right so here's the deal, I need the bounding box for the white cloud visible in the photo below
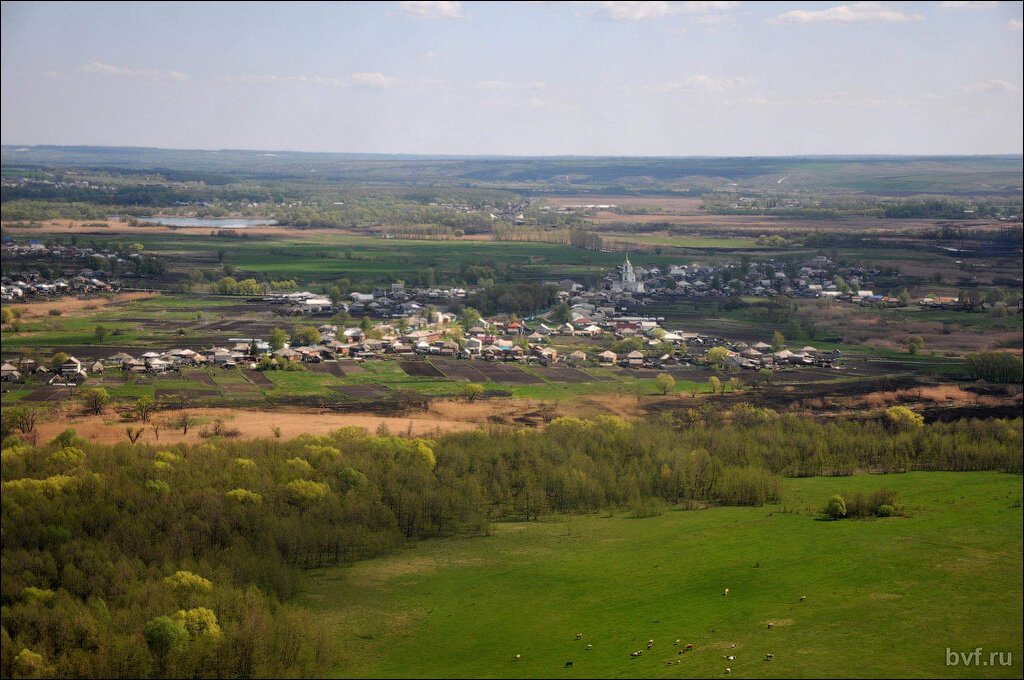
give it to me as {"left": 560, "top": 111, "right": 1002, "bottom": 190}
{"left": 938, "top": 1, "right": 1000, "bottom": 9}
{"left": 82, "top": 62, "right": 190, "bottom": 81}
{"left": 397, "top": 1, "right": 463, "bottom": 19}
{"left": 1007, "top": 18, "right": 1023, "bottom": 31}
{"left": 346, "top": 72, "right": 399, "bottom": 89}
{"left": 767, "top": 2, "right": 923, "bottom": 25}
{"left": 582, "top": 1, "right": 735, "bottom": 21}
{"left": 419, "top": 49, "right": 437, "bottom": 59}
{"left": 224, "top": 72, "right": 398, "bottom": 89}
{"left": 648, "top": 74, "right": 750, "bottom": 92}
{"left": 963, "top": 79, "right": 1021, "bottom": 94}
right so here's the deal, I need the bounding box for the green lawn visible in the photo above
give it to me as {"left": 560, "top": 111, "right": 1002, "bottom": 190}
{"left": 297, "top": 471, "right": 1023, "bottom": 679}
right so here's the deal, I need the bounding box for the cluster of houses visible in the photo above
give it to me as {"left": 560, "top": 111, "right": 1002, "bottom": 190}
{"left": 1, "top": 355, "right": 103, "bottom": 385}
{"left": 1, "top": 237, "right": 134, "bottom": 301}
{"left": 268, "top": 282, "right": 469, "bottom": 317}
{"left": 1, "top": 271, "right": 119, "bottom": 301}
{"left": 592, "top": 254, "right": 892, "bottom": 307}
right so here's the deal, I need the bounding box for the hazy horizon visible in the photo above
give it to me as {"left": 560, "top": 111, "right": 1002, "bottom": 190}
{"left": 3, "top": 1, "right": 1023, "bottom": 156}
{"left": 4, "top": 143, "right": 1024, "bottom": 160}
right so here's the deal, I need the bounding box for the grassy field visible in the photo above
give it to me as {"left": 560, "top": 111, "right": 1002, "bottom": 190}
{"left": 297, "top": 471, "right": 1023, "bottom": 679}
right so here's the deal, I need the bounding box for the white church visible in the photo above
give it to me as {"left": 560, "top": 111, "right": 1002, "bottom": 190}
{"left": 614, "top": 254, "right": 645, "bottom": 294}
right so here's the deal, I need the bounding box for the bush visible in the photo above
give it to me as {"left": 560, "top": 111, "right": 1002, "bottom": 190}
{"left": 876, "top": 504, "right": 895, "bottom": 517}
{"left": 715, "top": 465, "right": 782, "bottom": 506}
{"left": 883, "top": 406, "right": 924, "bottom": 432}
{"left": 824, "top": 494, "right": 847, "bottom": 519}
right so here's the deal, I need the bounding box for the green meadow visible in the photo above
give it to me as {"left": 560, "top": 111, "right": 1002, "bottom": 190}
{"left": 299, "top": 471, "right": 1023, "bottom": 679}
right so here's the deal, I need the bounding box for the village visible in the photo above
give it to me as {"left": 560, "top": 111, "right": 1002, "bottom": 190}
{"left": 1, "top": 254, "right": 853, "bottom": 390}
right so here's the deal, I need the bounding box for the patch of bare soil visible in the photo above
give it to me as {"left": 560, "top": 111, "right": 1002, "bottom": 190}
{"left": 13, "top": 292, "right": 157, "bottom": 318}
{"left": 31, "top": 407, "right": 481, "bottom": 445}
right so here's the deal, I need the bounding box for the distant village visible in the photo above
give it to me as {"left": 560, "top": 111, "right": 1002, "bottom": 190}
{"left": 1, "top": 254, "right": 867, "bottom": 388}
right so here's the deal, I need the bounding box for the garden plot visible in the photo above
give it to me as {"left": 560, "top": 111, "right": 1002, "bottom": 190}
{"left": 532, "top": 366, "right": 598, "bottom": 383}
{"left": 24, "top": 387, "right": 71, "bottom": 402}
{"left": 328, "top": 384, "right": 393, "bottom": 399}
{"left": 181, "top": 370, "right": 217, "bottom": 386}
{"left": 399, "top": 360, "right": 446, "bottom": 378}
{"left": 242, "top": 369, "right": 274, "bottom": 387}
{"left": 475, "top": 363, "right": 545, "bottom": 385}
{"left": 211, "top": 373, "right": 262, "bottom": 398}
{"left": 154, "top": 388, "right": 222, "bottom": 401}
{"left": 432, "top": 359, "right": 490, "bottom": 382}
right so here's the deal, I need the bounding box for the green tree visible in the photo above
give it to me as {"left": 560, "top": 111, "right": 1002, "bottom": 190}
{"left": 134, "top": 396, "right": 157, "bottom": 423}
{"left": 50, "top": 352, "right": 69, "bottom": 371}
{"left": 771, "top": 331, "right": 786, "bottom": 352}
{"left": 463, "top": 382, "right": 485, "bottom": 402}
{"left": 144, "top": 616, "right": 189, "bottom": 664}
{"left": 654, "top": 372, "right": 675, "bottom": 395}
{"left": 80, "top": 387, "right": 109, "bottom": 415}
{"left": 269, "top": 328, "right": 288, "bottom": 351}
{"left": 706, "top": 346, "right": 730, "bottom": 369}
{"left": 708, "top": 376, "right": 721, "bottom": 394}
{"left": 1, "top": 307, "right": 13, "bottom": 324}
{"left": 550, "top": 302, "right": 571, "bottom": 324}
{"left": 290, "top": 326, "right": 322, "bottom": 347}
{"left": 460, "top": 307, "right": 482, "bottom": 329}
{"left": 94, "top": 324, "right": 110, "bottom": 342}
{"left": 905, "top": 335, "right": 925, "bottom": 355}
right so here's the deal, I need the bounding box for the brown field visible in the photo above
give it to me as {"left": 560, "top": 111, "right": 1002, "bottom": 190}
{"left": 10, "top": 291, "right": 157, "bottom": 318}
{"left": 26, "top": 391, "right": 668, "bottom": 445}
{"left": 31, "top": 405, "right": 480, "bottom": 445}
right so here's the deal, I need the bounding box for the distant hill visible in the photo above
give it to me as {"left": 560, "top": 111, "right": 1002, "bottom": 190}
{"left": 2, "top": 145, "right": 1021, "bottom": 195}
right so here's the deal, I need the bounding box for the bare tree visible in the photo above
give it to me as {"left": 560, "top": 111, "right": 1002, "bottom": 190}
{"left": 175, "top": 413, "right": 197, "bottom": 435}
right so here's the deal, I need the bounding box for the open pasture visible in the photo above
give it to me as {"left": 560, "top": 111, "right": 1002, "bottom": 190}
{"left": 300, "top": 471, "right": 1023, "bottom": 679}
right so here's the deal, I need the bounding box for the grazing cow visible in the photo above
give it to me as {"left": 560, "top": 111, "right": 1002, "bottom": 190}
{"left": 726, "top": 655, "right": 736, "bottom": 661}
{"left": 565, "top": 661, "right": 573, "bottom": 668}
{"left": 725, "top": 668, "right": 732, "bottom": 674}
{"left": 765, "top": 653, "right": 775, "bottom": 661}
{"left": 767, "top": 623, "right": 773, "bottom": 629}
{"left": 576, "top": 633, "right": 583, "bottom": 640}
{"left": 674, "top": 639, "right": 681, "bottom": 646}
{"left": 586, "top": 644, "right": 592, "bottom": 651}
{"left": 513, "top": 654, "right": 521, "bottom": 661}
{"left": 631, "top": 651, "right": 642, "bottom": 658}
{"left": 723, "top": 588, "right": 730, "bottom": 596}
{"left": 685, "top": 644, "right": 694, "bottom": 651}
{"left": 799, "top": 595, "right": 806, "bottom": 601}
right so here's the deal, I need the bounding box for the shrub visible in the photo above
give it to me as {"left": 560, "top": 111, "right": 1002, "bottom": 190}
{"left": 876, "top": 504, "right": 895, "bottom": 517}
{"left": 883, "top": 406, "right": 924, "bottom": 432}
{"left": 868, "top": 487, "right": 900, "bottom": 515}
{"left": 824, "top": 494, "right": 847, "bottom": 519}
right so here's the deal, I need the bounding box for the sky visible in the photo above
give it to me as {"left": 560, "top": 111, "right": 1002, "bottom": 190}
{"left": 1, "top": 1, "right": 1022, "bottom": 156}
